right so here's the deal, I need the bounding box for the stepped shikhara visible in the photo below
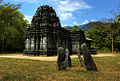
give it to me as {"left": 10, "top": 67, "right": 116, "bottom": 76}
{"left": 24, "top": 5, "right": 91, "bottom": 56}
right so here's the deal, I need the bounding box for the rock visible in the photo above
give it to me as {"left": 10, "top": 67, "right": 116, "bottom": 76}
{"left": 65, "top": 48, "right": 72, "bottom": 67}
{"left": 57, "top": 47, "right": 66, "bottom": 70}
{"left": 81, "top": 43, "right": 98, "bottom": 71}
{"left": 76, "top": 48, "right": 85, "bottom": 67}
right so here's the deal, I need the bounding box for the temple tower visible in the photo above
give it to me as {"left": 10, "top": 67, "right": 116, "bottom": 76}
{"left": 24, "top": 5, "right": 71, "bottom": 56}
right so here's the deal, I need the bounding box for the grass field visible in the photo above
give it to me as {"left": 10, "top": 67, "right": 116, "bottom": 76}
{"left": 0, "top": 54, "right": 119, "bottom": 81}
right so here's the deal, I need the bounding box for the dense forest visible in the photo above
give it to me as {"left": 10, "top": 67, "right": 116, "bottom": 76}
{"left": 67, "top": 19, "right": 120, "bottom": 53}
{"left": 85, "top": 21, "right": 120, "bottom": 52}
{"left": 0, "top": 0, "right": 29, "bottom": 53}
{"left": 0, "top": 0, "right": 120, "bottom": 53}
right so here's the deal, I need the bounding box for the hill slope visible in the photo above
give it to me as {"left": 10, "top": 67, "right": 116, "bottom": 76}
{"left": 63, "top": 22, "right": 103, "bottom": 31}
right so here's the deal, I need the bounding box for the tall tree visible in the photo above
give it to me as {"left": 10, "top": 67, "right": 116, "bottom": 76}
{"left": 0, "top": 0, "right": 29, "bottom": 53}
{"left": 85, "top": 22, "right": 110, "bottom": 50}
{"left": 104, "top": 13, "right": 120, "bottom": 53}
{"left": 85, "top": 20, "right": 120, "bottom": 52}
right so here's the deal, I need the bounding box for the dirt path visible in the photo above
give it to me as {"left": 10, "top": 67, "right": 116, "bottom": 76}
{"left": 0, "top": 54, "right": 115, "bottom": 61}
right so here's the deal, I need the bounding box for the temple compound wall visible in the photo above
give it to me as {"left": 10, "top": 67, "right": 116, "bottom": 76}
{"left": 24, "top": 5, "right": 87, "bottom": 56}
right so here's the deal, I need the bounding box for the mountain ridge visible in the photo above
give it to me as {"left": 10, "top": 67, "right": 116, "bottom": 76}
{"left": 63, "top": 22, "right": 103, "bottom": 31}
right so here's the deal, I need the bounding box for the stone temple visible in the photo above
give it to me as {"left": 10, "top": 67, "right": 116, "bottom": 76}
{"left": 24, "top": 5, "right": 95, "bottom": 56}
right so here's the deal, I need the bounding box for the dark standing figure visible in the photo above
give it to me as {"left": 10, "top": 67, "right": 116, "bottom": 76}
{"left": 65, "top": 48, "right": 72, "bottom": 67}
{"left": 76, "top": 48, "right": 85, "bottom": 67}
{"left": 81, "top": 43, "right": 98, "bottom": 71}
{"left": 57, "top": 47, "right": 66, "bottom": 70}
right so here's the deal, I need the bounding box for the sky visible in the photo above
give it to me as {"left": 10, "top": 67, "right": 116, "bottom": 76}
{"left": 4, "top": 0, "right": 120, "bottom": 26}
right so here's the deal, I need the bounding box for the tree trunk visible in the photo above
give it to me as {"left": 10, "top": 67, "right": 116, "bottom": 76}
{"left": 112, "top": 32, "right": 114, "bottom": 54}
{"left": 2, "top": 40, "right": 4, "bottom": 53}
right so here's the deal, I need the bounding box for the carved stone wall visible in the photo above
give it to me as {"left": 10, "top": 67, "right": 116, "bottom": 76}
{"left": 24, "top": 5, "right": 86, "bottom": 56}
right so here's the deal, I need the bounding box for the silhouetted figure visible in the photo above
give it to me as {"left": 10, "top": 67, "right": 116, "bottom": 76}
{"left": 57, "top": 47, "right": 66, "bottom": 70}
{"left": 81, "top": 43, "right": 98, "bottom": 71}
{"left": 65, "top": 48, "right": 72, "bottom": 67}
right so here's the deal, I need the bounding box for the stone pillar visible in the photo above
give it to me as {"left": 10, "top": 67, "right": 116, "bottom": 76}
{"left": 76, "top": 48, "right": 85, "bottom": 67}
{"left": 65, "top": 48, "right": 72, "bottom": 67}
{"left": 81, "top": 43, "right": 98, "bottom": 71}
{"left": 57, "top": 47, "right": 66, "bottom": 70}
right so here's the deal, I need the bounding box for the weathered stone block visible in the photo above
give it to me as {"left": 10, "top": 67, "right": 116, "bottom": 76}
{"left": 57, "top": 47, "right": 66, "bottom": 70}
{"left": 65, "top": 48, "right": 72, "bottom": 67}
{"left": 81, "top": 43, "right": 98, "bottom": 71}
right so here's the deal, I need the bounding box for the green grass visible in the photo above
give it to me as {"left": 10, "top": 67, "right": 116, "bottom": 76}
{"left": 0, "top": 55, "right": 119, "bottom": 81}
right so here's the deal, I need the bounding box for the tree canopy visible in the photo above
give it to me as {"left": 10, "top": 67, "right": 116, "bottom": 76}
{"left": 0, "top": 0, "right": 29, "bottom": 53}
{"left": 85, "top": 20, "right": 120, "bottom": 52}
{"left": 72, "top": 25, "right": 79, "bottom": 30}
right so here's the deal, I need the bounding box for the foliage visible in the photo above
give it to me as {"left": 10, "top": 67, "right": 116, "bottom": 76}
{"left": 0, "top": 1, "right": 29, "bottom": 52}
{"left": 85, "top": 21, "right": 120, "bottom": 51}
{"left": 0, "top": 55, "right": 119, "bottom": 81}
{"left": 64, "top": 22, "right": 97, "bottom": 31}
{"left": 79, "top": 22, "right": 95, "bottom": 31}
{"left": 72, "top": 25, "right": 79, "bottom": 30}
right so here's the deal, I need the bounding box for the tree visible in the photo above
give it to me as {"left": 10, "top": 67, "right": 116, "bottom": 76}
{"left": 85, "top": 22, "right": 110, "bottom": 50}
{"left": 0, "top": 1, "right": 29, "bottom": 53}
{"left": 103, "top": 14, "right": 120, "bottom": 53}
{"left": 72, "top": 25, "right": 79, "bottom": 30}
{"left": 85, "top": 20, "right": 120, "bottom": 52}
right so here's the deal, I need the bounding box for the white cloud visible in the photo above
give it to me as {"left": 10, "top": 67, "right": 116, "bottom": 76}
{"left": 60, "top": 12, "right": 75, "bottom": 21}
{"left": 82, "top": 19, "right": 95, "bottom": 25}
{"left": 63, "top": 24, "right": 68, "bottom": 27}
{"left": 90, "top": 19, "right": 94, "bottom": 22}
{"left": 54, "top": 0, "right": 58, "bottom": 2}
{"left": 82, "top": 20, "right": 89, "bottom": 25}
{"left": 60, "top": 0, "right": 69, "bottom": 5}
{"left": 24, "top": 15, "right": 32, "bottom": 24}
{"left": 58, "top": 0, "right": 91, "bottom": 12}
{"left": 14, "top": 0, "right": 41, "bottom": 4}
{"left": 54, "top": 0, "right": 91, "bottom": 22}
{"left": 73, "top": 21, "right": 78, "bottom": 25}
